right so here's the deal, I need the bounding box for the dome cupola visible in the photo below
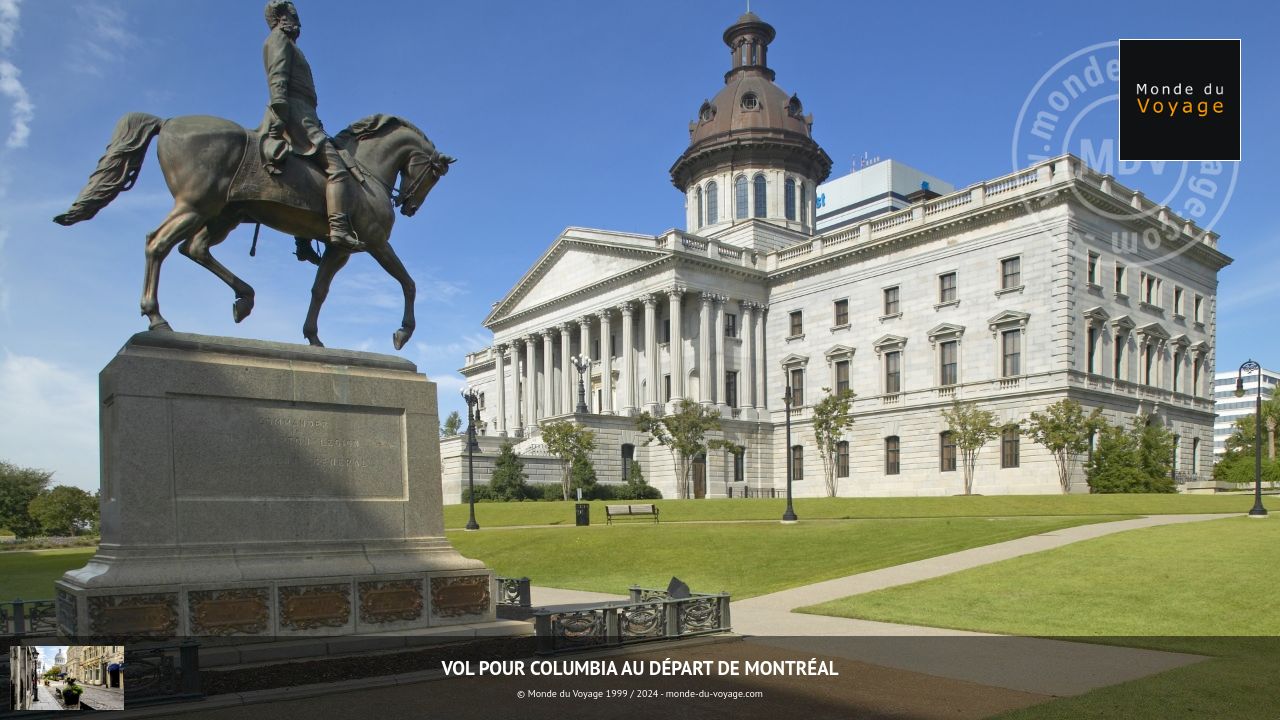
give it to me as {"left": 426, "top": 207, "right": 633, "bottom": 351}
{"left": 671, "top": 13, "right": 832, "bottom": 238}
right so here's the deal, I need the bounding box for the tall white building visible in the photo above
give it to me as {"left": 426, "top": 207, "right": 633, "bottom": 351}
{"left": 1213, "top": 366, "right": 1280, "bottom": 460}
{"left": 442, "top": 12, "right": 1230, "bottom": 501}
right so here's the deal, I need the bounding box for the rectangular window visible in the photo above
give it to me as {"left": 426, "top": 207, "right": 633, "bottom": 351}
{"left": 1001, "top": 257, "right": 1021, "bottom": 289}
{"left": 940, "top": 432, "right": 957, "bottom": 472}
{"left": 1144, "top": 344, "right": 1154, "bottom": 385}
{"left": 940, "top": 340, "right": 958, "bottom": 386}
{"left": 1173, "top": 287, "right": 1184, "bottom": 315}
{"left": 1193, "top": 294, "right": 1203, "bottom": 323}
{"left": 664, "top": 374, "right": 671, "bottom": 402}
{"left": 789, "top": 368, "right": 805, "bottom": 407}
{"left": 663, "top": 318, "right": 671, "bottom": 343}
{"left": 1193, "top": 355, "right": 1203, "bottom": 394}
{"left": 1143, "top": 273, "right": 1158, "bottom": 305}
{"left": 833, "top": 298, "right": 849, "bottom": 326}
{"left": 1002, "top": 330, "right": 1021, "bottom": 377}
{"left": 1172, "top": 352, "right": 1182, "bottom": 392}
{"left": 837, "top": 441, "right": 850, "bottom": 478}
{"left": 835, "top": 360, "right": 850, "bottom": 394}
{"left": 939, "top": 272, "right": 957, "bottom": 303}
{"left": 1087, "top": 326, "right": 1097, "bottom": 374}
{"left": 1087, "top": 252, "right": 1099, "bottom": 285}
{"left": 592, "top": 338, "right": 600, "bottom": 361}
{"left": 791, "top": 445, "right": 804, "bottom": 481}
{"left": 725, "top": 313, "right": 738, "bottom": 338}
{"left": 1001, "top": 428, "right": 1020, "bottom": 468}
{"left": 789, "top": 311, "right": 803, "bottom": 337}
{"left": 1115, "top": 336, "right": 1125, "bottom": 379}
{"left": 885, "top": 351, "right": 902, "bottom": 394}
{"left": 1115, "top": 262, "right": 1127, "bottom": 295}
{"left": 733, "top": 450, "right": 744, "bottom": 483}
{"left": 885, "top": 437, "right": 900, "bottom": 475}
{"left": 725, "top": 371, "right": 738, "bottom": 408}
{"left": 883, "top": 286, "right": 900, "bottom": 315}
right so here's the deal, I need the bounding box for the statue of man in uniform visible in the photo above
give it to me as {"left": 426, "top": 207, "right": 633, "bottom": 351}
{"left": 262, "top": 0, "right": 362, "bottom": 257}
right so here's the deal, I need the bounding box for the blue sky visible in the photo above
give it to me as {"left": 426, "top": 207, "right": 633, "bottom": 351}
{"left": 0, "top": 0, "right": 1276, "bottom": 490}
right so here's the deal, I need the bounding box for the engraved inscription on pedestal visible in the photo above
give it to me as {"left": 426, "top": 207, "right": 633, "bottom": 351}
{"left": 279, "top": 584, "right": 351, "bottom": 630}
{"left": 189, "top": 588, "right": 270, "bottom": 635}
{"left": 88, "top": 593, "right": 179, "bottom": 636}
{"left": 56, "top": 588, "right": 78, "bottom": 635}
{"left": 169, "top": 395, "right": 407, "bottom": 500}
{"left": 359, "top": 579, "right": 424, "bottom": 624}
{"left": 430, "top": 575, "right": 490, "bottom": 619}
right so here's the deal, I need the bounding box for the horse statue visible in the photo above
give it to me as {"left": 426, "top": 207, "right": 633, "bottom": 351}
{"left": 53, "top": 112, "right": 454, "bottom": 350}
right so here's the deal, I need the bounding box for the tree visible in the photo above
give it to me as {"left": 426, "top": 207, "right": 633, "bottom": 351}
{"left": 0, "top": 461, "right": 53, "bottom": 538}
{"left": 636, "top": 399, "right": 733, "bottom": 499}
{"left": 540, "top": 420, "right": 596, "bottom": 501}
{"left": 28, "top": 485, "right": 98, "bottom": 536}
{"left": 940, "top": 400, "right": 1000, "bottom": 495}
{"left": 440, "top": 410, "right": 464, "bottom": 437}
{"left": 812, "top": 387, "right": 856, "bottom": 497}
{"left": 1086, "top": 415, "right": 1177, "bottom": 493}
{"left": 1024, "top": 399, "right": 1105, "bottom": 494}
{"left": 489, "top": 441, "right": 528, "bottom": 501}
{"left": 570, "top": 456, "right": 598, "bottom": 497}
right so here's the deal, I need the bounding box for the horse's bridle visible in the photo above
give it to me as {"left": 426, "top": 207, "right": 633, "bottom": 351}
{"left": 394, "top": 152, "right": 445, "bottom": 215}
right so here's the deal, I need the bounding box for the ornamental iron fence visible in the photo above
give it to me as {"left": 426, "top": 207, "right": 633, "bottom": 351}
{"left": 533, "top": 586, "right": 730, "bottom": 655}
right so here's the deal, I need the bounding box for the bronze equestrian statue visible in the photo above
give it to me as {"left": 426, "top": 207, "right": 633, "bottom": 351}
{"left": 52, "top": 1, "right": 453, "bottom": 351}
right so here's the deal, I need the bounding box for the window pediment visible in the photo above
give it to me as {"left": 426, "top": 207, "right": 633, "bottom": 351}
{"left": 1137, "top": 322, "right": 1171, "bottom": 342}
{"left": 779, "top": 353, "right": 809, "bottom": 368}
{"left": 824, "top": 345, "right": 855, "bottom": 360}
{"left": 927, "top": 323, "right": 966, "bottom": 345}
{"left": 1083, "top": 306, "right": 1110, "bottom": 326}
{"left": 1109, "top": 314, "right": 1135, "bottom": 332}
{"left": 1170, "top": 334, "right": 1190, "bottom": 349}
{"left": 873, "top": 334, "right": 907, "bottom": 353}
{"left": 988, "top": 310, "right": 1029, "bottom": 337}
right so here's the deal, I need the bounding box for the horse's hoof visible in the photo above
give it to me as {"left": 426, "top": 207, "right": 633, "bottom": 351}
{"left": 232, "top": 297, "right": 254, "bottom": 324}
{"left": 306, "top": 336, "right": 324, "bottom": 348}
{"left": 392, "top": 329, "right": 411, "bottom": 351}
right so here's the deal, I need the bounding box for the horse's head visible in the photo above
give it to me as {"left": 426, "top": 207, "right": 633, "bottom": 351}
{"left": 397, "top": 148, "right": 455, "bottom": 218}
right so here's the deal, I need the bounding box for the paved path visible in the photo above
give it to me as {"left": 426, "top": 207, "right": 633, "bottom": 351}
{"left": 535, "top": 513, "right": 1235, "bottom": 697}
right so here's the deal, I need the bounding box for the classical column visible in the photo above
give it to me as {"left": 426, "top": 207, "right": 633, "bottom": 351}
{"left": 754, "top": 306, "right": 767, "bottom": 411}
{"left": 741, "top": 303, "right": 756, "bottom": 415}
{"left": 494, "top": 343, "right": 508, "bottom": 436}
{"left": 599, "top": 310, "right": 614, "bottom": 413}
{"left": 698, "top": 292, "right": 713, "bottom": 405}
{"left": 668, "top": 287, "right": 685, "bottom": 403}
{"left": 542, "top": 331, "right": 555, "bottom": 418}
{"left": 560, "top": 323, "right": 573, "bottom": 414}
{"left": 714, "top": 295, "right": 728, "bottom": 411}
{"left": 643, "top": 294, "right": 659, "bottom": 412}
{"left": 578, "top": 316, "right": 593, "bottom": 412}
{"left": 621, "top": 301, "right": 637, "bottom": 415}
{"left": 524, "top": 334, "right": 538, "bottom": 429}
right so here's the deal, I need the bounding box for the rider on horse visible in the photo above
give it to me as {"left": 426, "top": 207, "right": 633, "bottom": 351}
{"left": 262, "top": 0, "right": 362, "bottom": 263}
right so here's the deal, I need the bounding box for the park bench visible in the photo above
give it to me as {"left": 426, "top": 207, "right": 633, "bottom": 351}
{"left": 605, "top": 504, "right": 660, "bottom": 525}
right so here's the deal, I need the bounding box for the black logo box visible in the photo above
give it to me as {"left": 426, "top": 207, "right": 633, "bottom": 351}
{"left": 1119, "top": 39, "right": 1240, "bottom": 162}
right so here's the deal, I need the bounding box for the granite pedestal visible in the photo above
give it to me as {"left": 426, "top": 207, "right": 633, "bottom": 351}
{"left": 56, "top": 331, "right": 495, "bottom": 637}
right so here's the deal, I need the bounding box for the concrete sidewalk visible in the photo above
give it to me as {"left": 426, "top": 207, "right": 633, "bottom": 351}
{"left": 536, "top": 513, "right": 1235, "bottom": 697}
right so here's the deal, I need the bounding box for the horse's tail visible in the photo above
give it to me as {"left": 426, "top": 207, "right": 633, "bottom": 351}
{"left": 53, "top": 112, "right": 164, "bottom": 226}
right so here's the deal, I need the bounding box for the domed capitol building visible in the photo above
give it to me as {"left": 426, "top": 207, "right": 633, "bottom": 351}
{"left": 440, "top": 13, "right": 1229, "bottom": 501}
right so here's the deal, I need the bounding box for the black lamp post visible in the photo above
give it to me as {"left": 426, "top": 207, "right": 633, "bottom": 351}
{"left": 461, "top": 387, "right": 481, "bottom": 530}
{"left": 782, "top": 385, "right": 798, "bottom": 523}
{"left": 1235, "top": 360, "right": 1268, "bottom": 518}
{"left": 571, "top": 354, "right": 590, "bottom": 414}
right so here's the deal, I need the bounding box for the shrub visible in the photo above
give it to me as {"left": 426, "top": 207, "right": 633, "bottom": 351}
{"left": 489, "top": 442, "right": 528, "bottom": 501}
{"left": 1086, "top": 415, "right": 1177, "bottom": 493}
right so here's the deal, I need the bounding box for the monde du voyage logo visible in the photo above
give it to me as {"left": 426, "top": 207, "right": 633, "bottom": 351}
{"left": 1120, "top": 39, "right": 1241, "bottom": 162}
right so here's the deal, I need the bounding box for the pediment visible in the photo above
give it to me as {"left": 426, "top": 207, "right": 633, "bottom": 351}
{"left": 927, "top": 322, "right": 966, "bottom": 339}
{"left": 1170, "top": 333, "right": 1190, "bottom": 348}
{"left": 1137, "top": 322, "right": 1171, "bottom": 341}
{"left": 779, "top": 353, "right": 810, "bottom": 367}
{"left": 873, "top": 334, "right": 907, "bottom": 351}
{"left": 824, "top": 344, "right": 855, "bottom": 359}
{"left": 1082, "top": 306, "right": 1110, "bottom": 323}
{"left": 485, "top": 233, "right": 666, "bottom": 324}
{"left": 1110, "top": 314, "right": 1135, "bottom": 331}
{"left": 987, "top": 310, "right": 1030, "bottom": 328}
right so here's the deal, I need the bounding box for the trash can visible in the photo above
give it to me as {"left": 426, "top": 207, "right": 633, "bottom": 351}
{"left": 575, "top": 503, "right": 590, "bottom": 526}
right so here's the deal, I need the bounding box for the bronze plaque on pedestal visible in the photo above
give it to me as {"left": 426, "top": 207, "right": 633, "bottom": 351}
{"left": 88, "top": 593, "right": 179, "bottom": 636}
{"left": 279, "top": 584, "right": 351, "bottom": 630}
{"left": 189, "top": 588, "right": 270, "bottom": 635}
{"left": 359, "top": 580, "right": 423, "bottom": 624}
{"left": 430, "top": 575, "right": 490, "bottom": 618}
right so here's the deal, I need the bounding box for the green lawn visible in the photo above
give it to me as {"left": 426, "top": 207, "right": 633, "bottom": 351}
{"left": 442, "top": 494, "right": 1273, "bottom": 529}
{"left": 797, "top": 517, "right": 1280, "bottom": 720}
{"left": 0, "top": 547, "right": 96, "bottom": 600}
{"left": 446, "top": 515, "right": 1117, "bottom": 599}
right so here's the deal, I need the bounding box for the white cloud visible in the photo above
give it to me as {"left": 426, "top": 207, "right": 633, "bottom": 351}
{"left": 70, "top": 2, "right": 134, "bottom": 76}
{"left": 0, "top": 0, "right": 19, "bottom": 52}
{"left": 0, "top": 60, "right": 31, "bottom": 150}
{"left": 0, "top": 351, "right": 99, "bottom": 491}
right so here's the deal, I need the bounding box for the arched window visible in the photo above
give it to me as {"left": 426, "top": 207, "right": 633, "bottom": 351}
{"left": 753, "top": 173, "right": 767, "bottom": 218}
{"left": 695, "top": 186, "right": 703, "bottom": 229}
{"left": 836, "top": 441, "right": 849, "bottom": 478}
{"left": 885, "top": 436, "right": 900, "bottom": 475}
{"left": 734, "top": 175, "right": 748, "bottom": 219}
{"left": 784, "top": 177, "right": 796, "bottom": 220}
{"left": 706, "top": 181, "right": 718, "bottom": 224}
{"left": 800, "top": 184, "right": 808, "bottom": 224}
{"left": 621, "top": 443, "right": 635, "bottom": 482}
